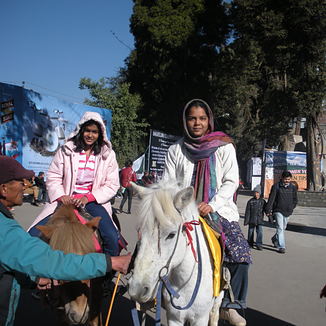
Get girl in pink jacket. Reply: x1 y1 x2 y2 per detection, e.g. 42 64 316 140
28 112 120 256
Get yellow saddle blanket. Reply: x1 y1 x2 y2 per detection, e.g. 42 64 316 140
199 217 223 296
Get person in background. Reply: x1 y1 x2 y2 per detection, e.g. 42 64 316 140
118 159 137 214
0 156 131 326
141 171 152 187
23 176 40 206
28 112 121 256
244 185 266 250
149 171 158 184
265 170 298 254
163 99 251 326
34 171 47 204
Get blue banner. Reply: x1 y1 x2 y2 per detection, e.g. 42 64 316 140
0 82 111 175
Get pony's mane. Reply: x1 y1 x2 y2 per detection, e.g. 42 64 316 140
46 205 96 255
138 181 186 232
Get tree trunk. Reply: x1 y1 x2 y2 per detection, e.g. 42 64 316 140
306 116 322 191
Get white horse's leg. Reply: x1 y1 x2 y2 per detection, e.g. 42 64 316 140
166 309 186 326
189 315 210 326
209 291 224 326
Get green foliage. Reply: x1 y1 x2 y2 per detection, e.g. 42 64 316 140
127 0 229 133
125 0 325 186
79 77 148 166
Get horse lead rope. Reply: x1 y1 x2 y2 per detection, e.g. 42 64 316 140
105 272 121 326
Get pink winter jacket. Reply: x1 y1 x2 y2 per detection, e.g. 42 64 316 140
28 140 120 231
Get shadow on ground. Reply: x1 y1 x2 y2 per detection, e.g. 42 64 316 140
15 289 295 326
14 288 157 326
239 215 326 237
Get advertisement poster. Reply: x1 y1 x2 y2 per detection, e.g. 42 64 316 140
148 129 180 177
264 150 307 197
0 82 112 175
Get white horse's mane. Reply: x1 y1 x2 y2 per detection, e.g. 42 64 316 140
137 180 195 232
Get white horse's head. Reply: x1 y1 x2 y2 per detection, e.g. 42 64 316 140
128 181 197 303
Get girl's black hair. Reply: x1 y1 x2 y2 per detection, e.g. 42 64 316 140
70 119 104 155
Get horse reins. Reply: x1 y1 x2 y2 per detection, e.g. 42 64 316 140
132 219 203 326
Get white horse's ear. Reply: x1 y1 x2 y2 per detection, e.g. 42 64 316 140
131 182 152 199
173 186 194 211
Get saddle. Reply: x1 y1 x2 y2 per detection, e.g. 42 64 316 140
199 217 223 296
200 215 236 302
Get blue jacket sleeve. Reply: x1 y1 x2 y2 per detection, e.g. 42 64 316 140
0 216 109 280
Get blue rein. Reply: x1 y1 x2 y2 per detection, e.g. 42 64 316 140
132 223 202 326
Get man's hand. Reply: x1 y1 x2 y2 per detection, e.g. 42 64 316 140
111 253 132 274
198 202 213 217
37 278 60 290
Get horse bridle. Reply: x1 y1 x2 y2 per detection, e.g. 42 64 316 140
132 219 203 326
44 279 91 325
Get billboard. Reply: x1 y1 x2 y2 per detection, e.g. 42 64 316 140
0 82 111 175
264 150 307 197
148 129 180 177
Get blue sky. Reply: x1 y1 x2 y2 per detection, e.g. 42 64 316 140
0 0 134 103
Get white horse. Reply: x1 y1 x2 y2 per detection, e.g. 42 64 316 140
128 181 224 326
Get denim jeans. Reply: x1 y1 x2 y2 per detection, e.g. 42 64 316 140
247 224 263 247
29 202 119 256
37 188 47 203
272 212 289 249
119 186 133 213
221 262 249 309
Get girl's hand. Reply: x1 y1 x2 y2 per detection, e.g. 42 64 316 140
60 195 73 205
73 196 88 208
198 202 213 217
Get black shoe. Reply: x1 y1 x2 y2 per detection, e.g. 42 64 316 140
257 246 263 251
271 237 278 248
247 241 254 248
278 248 286 254
31 201 40 207
127 211 131 214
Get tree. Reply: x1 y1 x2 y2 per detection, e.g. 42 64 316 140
228 0 326 189
125 0 325 188
79 77 148 166
285 0 326 190
127 0 229 134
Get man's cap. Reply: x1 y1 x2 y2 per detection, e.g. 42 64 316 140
0 156 34 184
253 185 261 193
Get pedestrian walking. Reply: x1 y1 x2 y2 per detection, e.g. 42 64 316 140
34 171 47 203
0 156 131 326
244 185 266 250
118 159 137 214
163 99 251 326
265 170 298 254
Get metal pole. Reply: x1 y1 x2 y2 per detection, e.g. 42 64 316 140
148 129 152 172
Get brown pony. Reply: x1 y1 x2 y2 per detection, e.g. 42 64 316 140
37 204 104 326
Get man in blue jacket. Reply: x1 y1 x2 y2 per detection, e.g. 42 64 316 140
0 156 131 326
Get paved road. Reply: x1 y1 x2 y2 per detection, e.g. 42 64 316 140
12 194 326 326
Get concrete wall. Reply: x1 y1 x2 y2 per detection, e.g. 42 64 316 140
297 191 326 207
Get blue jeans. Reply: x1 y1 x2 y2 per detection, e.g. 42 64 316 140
29 202 119 256
247 224 263 247
272 212 289 249
221 262 249 309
